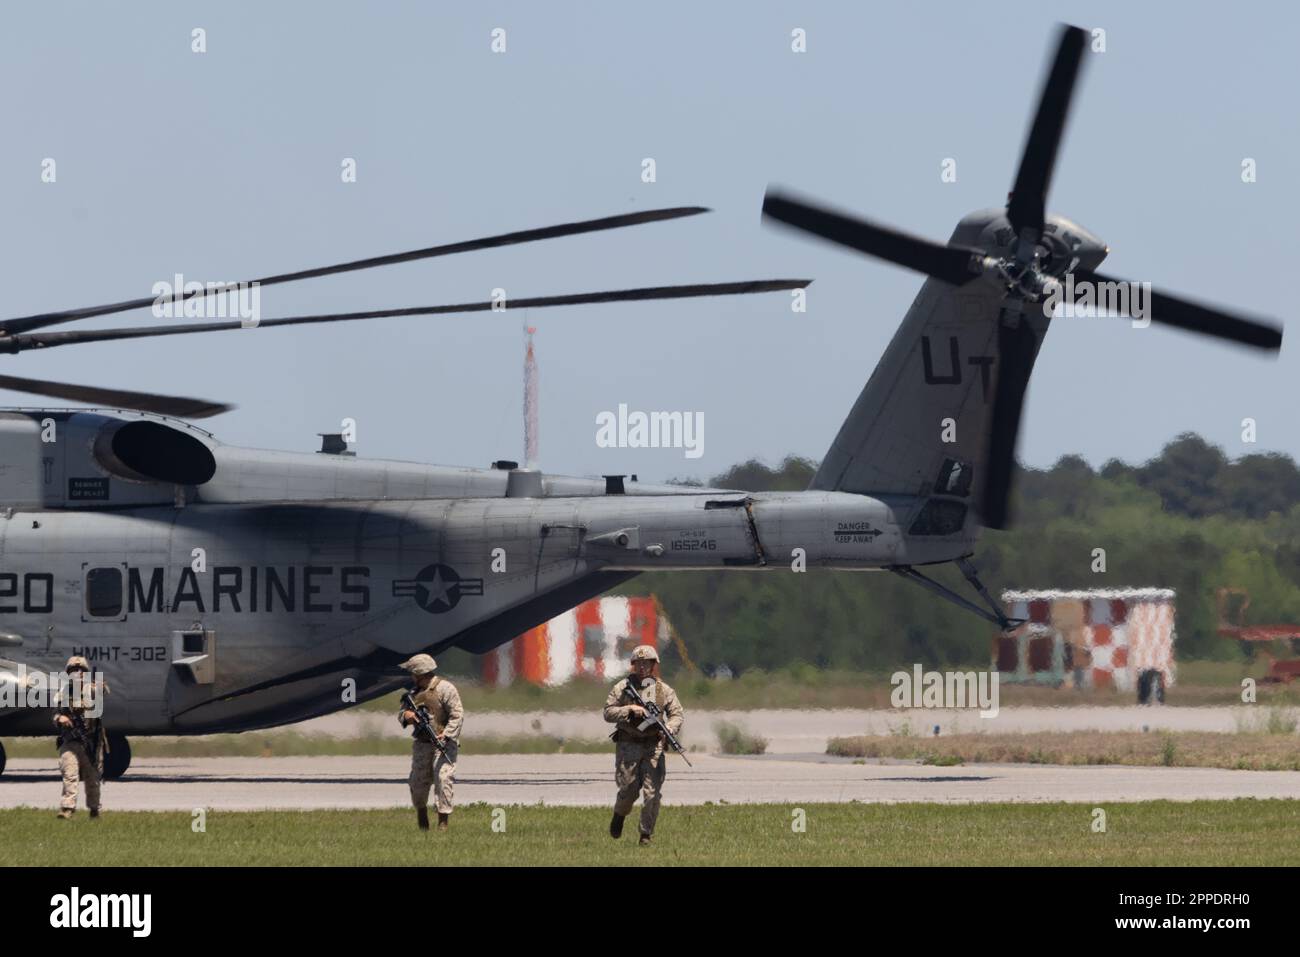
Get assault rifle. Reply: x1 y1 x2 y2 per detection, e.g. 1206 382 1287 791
400 691 454 763
619 678 691 767
63 712 100 762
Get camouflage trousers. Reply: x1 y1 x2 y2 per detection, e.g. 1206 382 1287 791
409 738 457 815
613 739 667 837
58 741 103 813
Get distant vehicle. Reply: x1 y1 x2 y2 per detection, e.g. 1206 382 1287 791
1217 587 1300 683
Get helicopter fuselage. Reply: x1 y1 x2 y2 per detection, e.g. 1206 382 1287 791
0 408 975 739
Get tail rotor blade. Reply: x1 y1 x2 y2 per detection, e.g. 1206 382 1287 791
979 320 1040 530
1074 269 1282 350
1006 25 1088 238
763 191 982 286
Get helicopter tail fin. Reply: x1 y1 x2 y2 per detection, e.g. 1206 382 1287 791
807 218 1052 532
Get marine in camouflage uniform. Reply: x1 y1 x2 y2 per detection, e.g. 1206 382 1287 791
53 656 109 821
398 654 463 831
603 644 684 845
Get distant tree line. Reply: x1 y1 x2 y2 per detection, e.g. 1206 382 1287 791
626 435 1300 674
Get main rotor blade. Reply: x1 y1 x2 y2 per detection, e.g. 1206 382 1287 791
0 206 710 336
0 373 230 419
979 319 1040 531
1074 269 1282 350
763 191 981 286
1006 25 1088 238
2 279 811 353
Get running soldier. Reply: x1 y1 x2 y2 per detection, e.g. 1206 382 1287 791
603 645 684 845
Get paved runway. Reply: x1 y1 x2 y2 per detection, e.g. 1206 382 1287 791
303 705 1269 754
2 754 1297 810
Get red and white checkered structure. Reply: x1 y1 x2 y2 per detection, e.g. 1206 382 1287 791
482 595 669 686
996 588 1177 690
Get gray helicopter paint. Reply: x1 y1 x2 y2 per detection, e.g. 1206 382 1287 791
0 409 724 512
199 446 714 503
0 475 971 735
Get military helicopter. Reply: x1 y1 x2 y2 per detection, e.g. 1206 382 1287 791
0 24 1282 779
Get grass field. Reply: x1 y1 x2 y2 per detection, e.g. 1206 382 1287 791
827 729 1300 770
1 732 614 759
356 660 1300 713
3 800 1298 866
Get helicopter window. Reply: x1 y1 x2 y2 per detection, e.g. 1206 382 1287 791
934 458 973 497
85 567 123 618
908 499 967 536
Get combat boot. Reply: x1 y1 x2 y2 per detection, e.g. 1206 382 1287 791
609 812 625 839
437 812 449 831
89 808 100 819
638 832 652 846
417 807 429 830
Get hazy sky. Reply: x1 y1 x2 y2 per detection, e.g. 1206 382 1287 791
2 2 1295 483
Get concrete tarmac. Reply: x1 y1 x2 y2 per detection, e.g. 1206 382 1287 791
300 705 1269 754
2 753 1297 811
